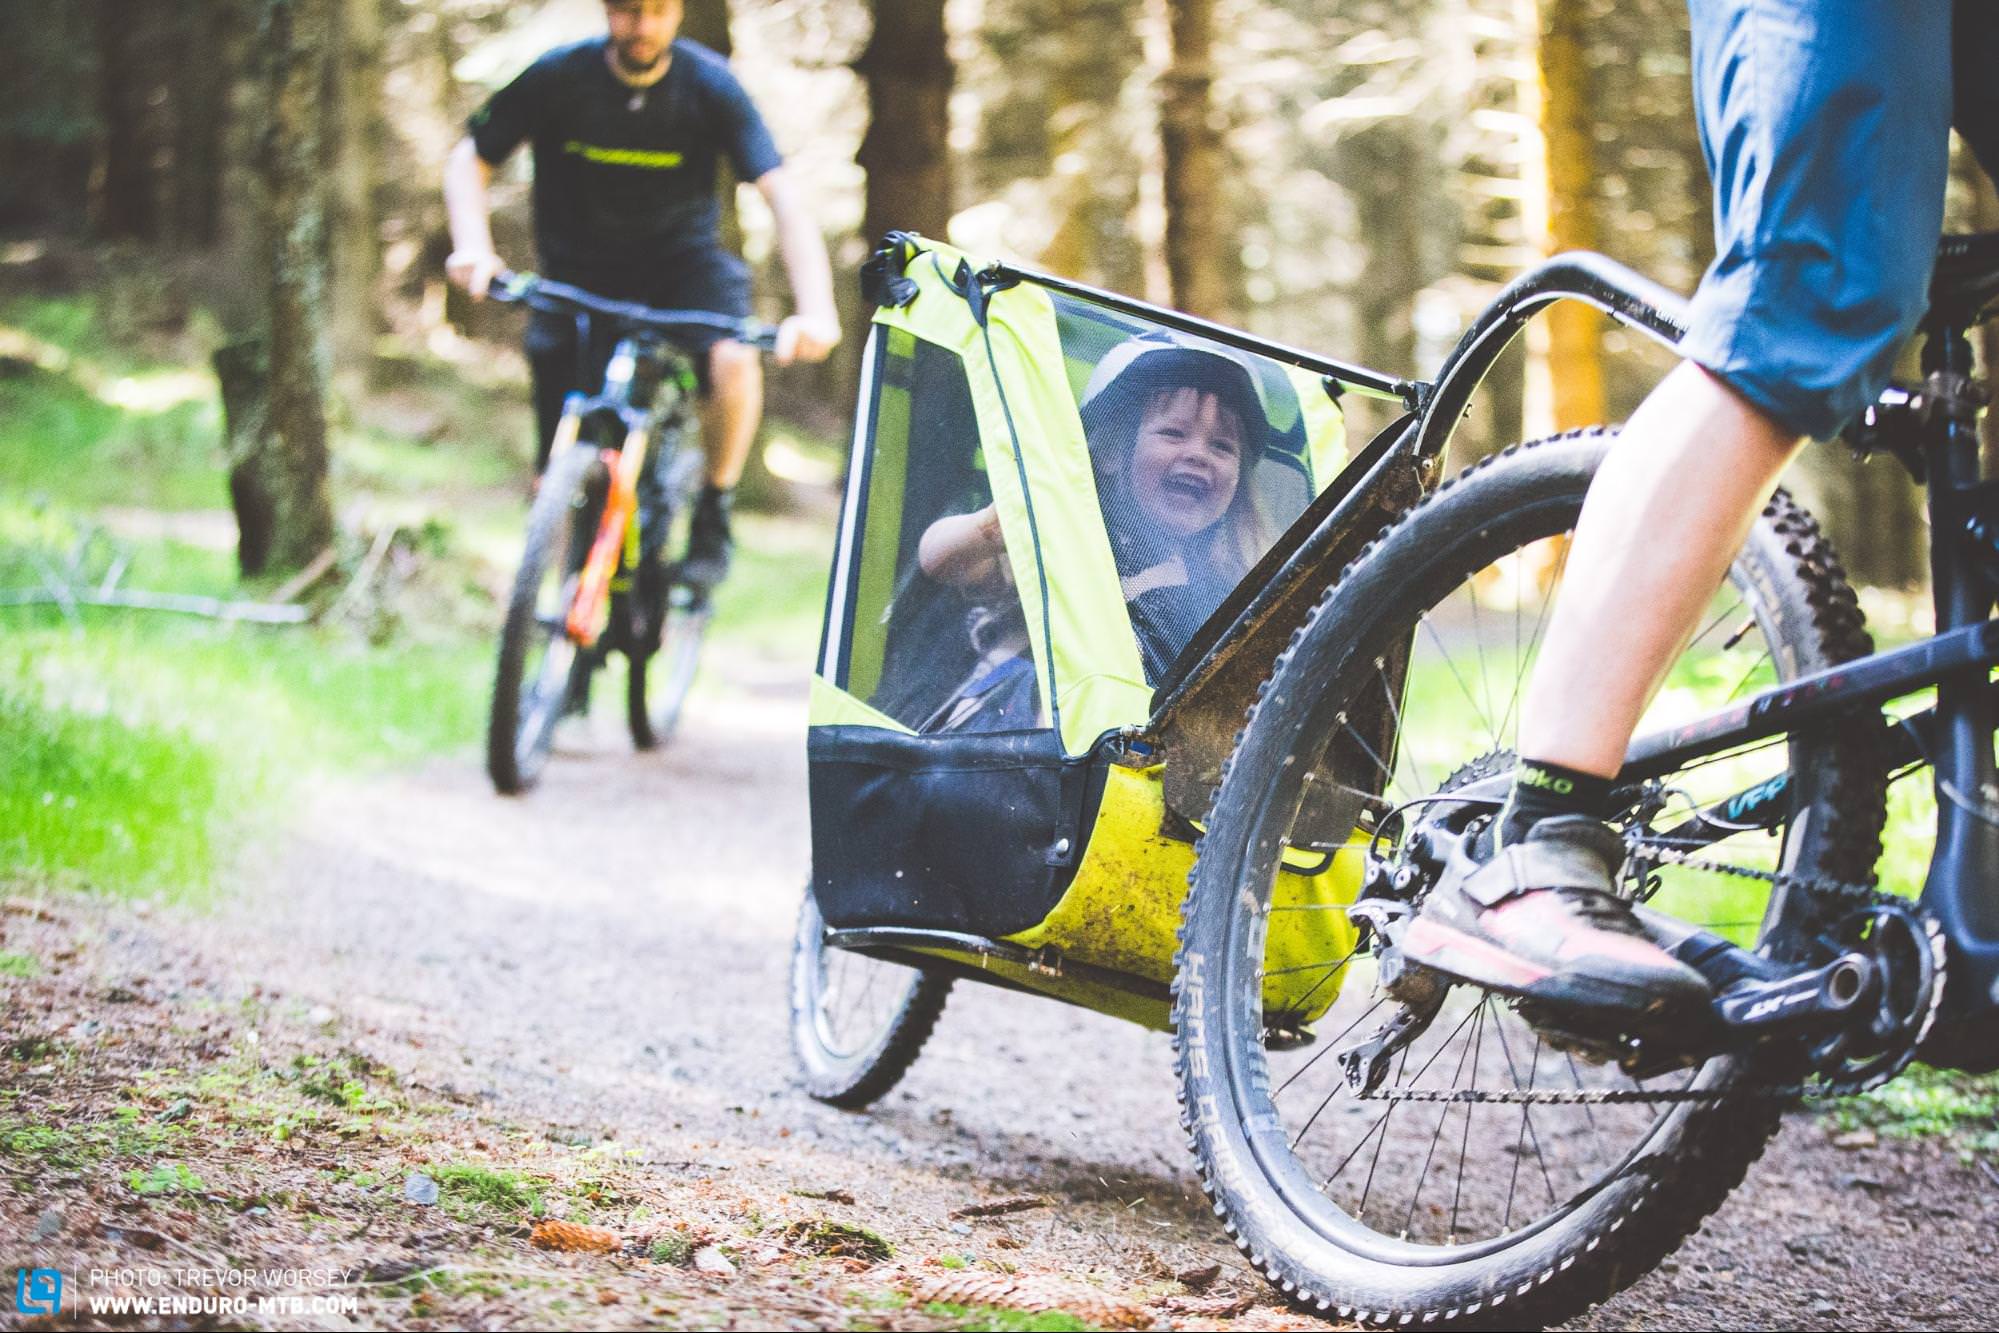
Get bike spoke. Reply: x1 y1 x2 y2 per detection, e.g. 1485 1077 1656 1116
1354 1046 1407 1220
1398 1000 1483 1237
1491 1021 1560 1221
1565 1052 1616 1174
1418 610 1500 747
1262 943 1364 976
1496 538 1572 745
1379 669 1428 798
1447 999 1487 1241
1273 993 1385 1099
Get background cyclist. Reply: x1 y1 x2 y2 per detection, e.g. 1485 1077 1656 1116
1405 0 1999 1021
440 0 840 589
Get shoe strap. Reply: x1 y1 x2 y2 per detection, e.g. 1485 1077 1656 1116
1462 838 1619 907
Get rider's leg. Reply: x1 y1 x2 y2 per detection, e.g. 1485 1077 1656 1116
525 308 582 482
1505 0 1953 824
1406 0 1953 1017
630 242 754 589
699 338 761 488
1506 364 1801 796
682 339 760 588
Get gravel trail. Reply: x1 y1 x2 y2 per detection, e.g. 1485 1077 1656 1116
179 642 1998 1331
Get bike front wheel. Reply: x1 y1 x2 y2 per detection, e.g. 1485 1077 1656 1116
488 442 606 795
1175 432 1885 1328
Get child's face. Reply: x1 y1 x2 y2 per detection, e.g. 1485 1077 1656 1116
1127 388 1245 541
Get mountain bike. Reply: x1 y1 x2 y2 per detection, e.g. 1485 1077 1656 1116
484 273 775 795
1175 233 1999 1326
802 231 1999 1328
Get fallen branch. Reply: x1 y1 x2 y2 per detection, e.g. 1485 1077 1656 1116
948 1195 1047 1220
0 586 309 624
323 526 398 622
270 545 339 604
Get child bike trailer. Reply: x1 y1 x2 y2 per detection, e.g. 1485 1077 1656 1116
790 234 1408 1104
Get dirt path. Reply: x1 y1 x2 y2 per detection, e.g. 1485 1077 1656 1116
119 642 1999 1329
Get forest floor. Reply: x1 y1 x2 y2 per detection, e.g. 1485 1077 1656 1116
5 633 1998 1331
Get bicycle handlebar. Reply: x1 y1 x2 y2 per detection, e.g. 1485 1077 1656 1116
488 271 781 353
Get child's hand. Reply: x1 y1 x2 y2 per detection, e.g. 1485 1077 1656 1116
919 504 1014 592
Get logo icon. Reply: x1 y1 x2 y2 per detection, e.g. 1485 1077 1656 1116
15 1268 62 1316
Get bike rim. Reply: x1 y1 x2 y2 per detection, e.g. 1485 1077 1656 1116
516 476 601 772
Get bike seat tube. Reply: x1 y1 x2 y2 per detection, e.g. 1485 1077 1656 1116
1917 322 1999 1035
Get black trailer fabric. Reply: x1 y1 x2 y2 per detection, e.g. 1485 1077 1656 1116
807 725 1103 937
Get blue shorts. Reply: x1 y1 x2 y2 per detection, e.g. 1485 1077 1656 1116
1682 0 1999 440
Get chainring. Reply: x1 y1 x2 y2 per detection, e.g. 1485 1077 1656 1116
1804 896 1948 1095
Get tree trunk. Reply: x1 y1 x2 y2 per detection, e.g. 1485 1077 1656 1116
1338 120 1450 386
855 0 955 248
1159 0 1225 319
94 0 168 239
682 0 743 253
231 0 336 577
1030 0 1144 292
165 0 234 247
1533 0 1605 430
215 340 277 574
329 0 386 387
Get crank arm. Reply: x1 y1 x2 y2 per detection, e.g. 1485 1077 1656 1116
1711 953 1877 1040
1643 906 1879 1045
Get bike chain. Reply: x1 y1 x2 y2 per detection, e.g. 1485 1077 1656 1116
1356 838 1947 1108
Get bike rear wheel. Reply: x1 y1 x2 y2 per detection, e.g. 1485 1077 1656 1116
1175 432 1885 1327
789 890 953 1108
489 442 606 794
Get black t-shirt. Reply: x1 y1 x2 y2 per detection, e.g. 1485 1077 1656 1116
469 37 782 287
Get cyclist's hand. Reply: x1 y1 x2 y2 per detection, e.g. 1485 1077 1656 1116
447 250 506 301
774 313 841 366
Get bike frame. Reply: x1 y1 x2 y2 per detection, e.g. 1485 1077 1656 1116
559 336 689 648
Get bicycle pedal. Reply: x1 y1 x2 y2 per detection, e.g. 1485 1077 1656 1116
1509 1000 1629 1067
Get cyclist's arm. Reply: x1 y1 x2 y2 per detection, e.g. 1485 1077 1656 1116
754 165 840 365
444 136 506 299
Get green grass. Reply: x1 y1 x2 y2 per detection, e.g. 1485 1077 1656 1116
1 294 226 512
0 284 545 900
1830 1064 1999 1154
126 1160 205 1196
428 1163 546 1220
0 951 40 977
648 1232 694 1266
0 685 223 897
0 1103 185 1175
0 600 494 900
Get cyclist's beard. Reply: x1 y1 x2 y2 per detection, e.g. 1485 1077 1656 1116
611 39 665 78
